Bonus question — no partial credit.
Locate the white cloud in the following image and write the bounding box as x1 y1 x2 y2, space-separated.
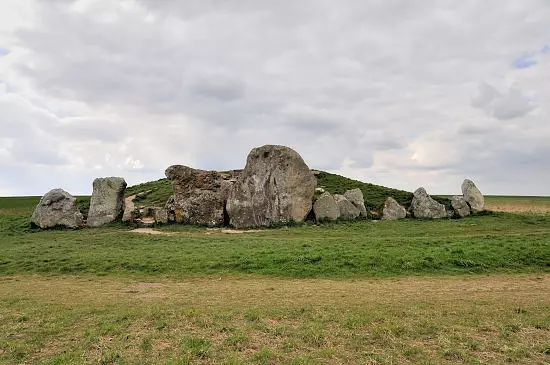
0 0 549 196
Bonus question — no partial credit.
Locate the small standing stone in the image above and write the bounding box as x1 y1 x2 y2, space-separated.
87 177 127 227
344 188 367 217
30 189 84 229
462 179 484 212
411 187 447 219
334 194 360 220
313 192 340 221
381 197 407 220
451 196 471 217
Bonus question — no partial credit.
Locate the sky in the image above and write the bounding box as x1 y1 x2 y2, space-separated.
0 0 549 197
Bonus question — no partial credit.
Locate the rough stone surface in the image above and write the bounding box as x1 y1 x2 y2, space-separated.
313 192 339 221
87 177 127 227
451 195 471 217
153 207 169 224
226 145 316 228
410 187 447 219
462 179 484 212
334 194 361 220
165 165 236 226
30 189 84 229
381 197 407 220
122 195 140 223
344 188 367 217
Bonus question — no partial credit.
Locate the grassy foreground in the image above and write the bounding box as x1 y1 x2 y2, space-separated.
1 194 550 364
2 274 550 364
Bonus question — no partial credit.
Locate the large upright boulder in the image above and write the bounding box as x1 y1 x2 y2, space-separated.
334 194 360 220
313 192 339 221
226 145 316 228
344 188 367 217
451 196 471 217
165 165 236 227
410 187 447 219
462 179 484 212
381 197 407 221
87 177 127 227
30 189 84 229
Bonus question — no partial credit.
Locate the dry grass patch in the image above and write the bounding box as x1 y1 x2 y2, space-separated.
1 274 550 364
485 196 550 213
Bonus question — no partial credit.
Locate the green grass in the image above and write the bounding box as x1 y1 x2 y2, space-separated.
0 196 41 211
1 210 549 278
125 178 173 207
1 192 550 364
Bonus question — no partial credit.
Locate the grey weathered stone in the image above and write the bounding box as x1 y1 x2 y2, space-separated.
462 179 484 212
87 177 127 227
164 195 179 223
451 195 471 217
410 187 447 219
381 197 407 221
153 207 169 224
313 192 339 221
344 188 367 217
226 145 316 228
165 165 236 227
334 194 360 220
30 189 84 229
122 195 140 223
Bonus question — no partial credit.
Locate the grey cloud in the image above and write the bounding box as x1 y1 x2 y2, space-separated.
188 74 246 101
1 0 549 195
457 124 500 135
472 82 536 120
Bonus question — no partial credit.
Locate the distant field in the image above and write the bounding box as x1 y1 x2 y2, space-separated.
484 195 550 213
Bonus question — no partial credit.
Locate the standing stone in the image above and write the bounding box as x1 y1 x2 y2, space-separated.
313 192 339 221
334 194 360 220
451 196 471 217
153 207 169 224
30 189 84 229
87 177 127 227
411 187 447 219
226 145 316 228
462 179 484 212
122 195 140 223
165 165 235 226
344 188 367 217
381 197 407 221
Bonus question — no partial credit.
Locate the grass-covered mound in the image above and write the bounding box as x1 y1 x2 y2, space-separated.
124 170 453 211
125 178 173 207
315 171 451 211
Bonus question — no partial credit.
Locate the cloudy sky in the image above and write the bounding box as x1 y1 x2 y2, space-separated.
1 0 549 196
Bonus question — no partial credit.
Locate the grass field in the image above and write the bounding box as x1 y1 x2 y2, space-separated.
484 196 550 214
1 189 549 364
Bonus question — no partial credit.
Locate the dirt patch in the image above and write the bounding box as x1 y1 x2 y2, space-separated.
130 227 265 235
207 228 265 234
124 195 136 206
129 228 175 235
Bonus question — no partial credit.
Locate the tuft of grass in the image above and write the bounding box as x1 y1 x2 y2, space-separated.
182 336 211 359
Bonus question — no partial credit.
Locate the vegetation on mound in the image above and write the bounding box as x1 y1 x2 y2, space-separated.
315 171 451 210
122 170 453 212
125 178 172 207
